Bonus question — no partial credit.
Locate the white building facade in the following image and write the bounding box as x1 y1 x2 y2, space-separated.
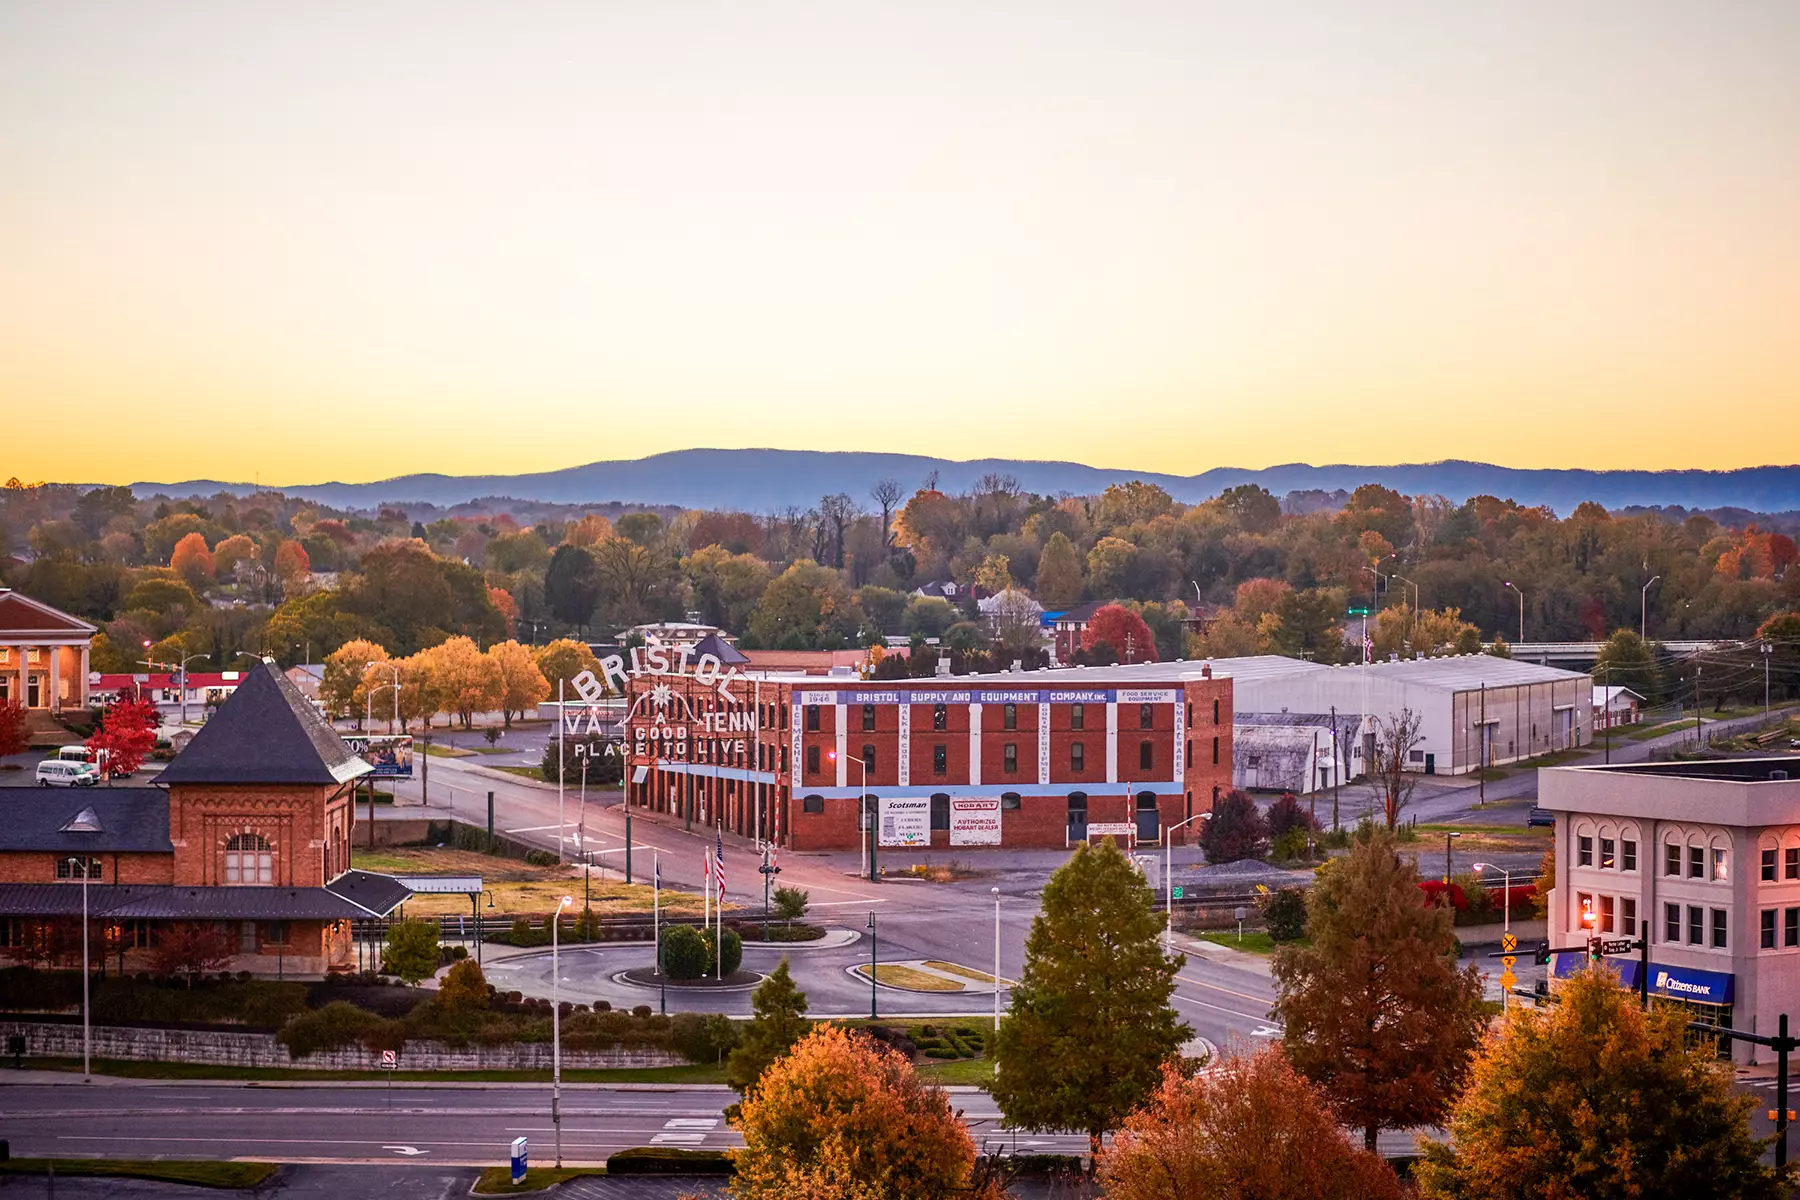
1540 757 1800 1063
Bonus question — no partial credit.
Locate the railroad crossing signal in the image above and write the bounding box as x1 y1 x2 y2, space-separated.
1501 932 1518 953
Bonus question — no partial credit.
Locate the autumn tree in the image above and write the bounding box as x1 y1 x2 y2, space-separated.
1198 789 1270 863
534 638 601 699
86 692 160 776
1368 707 1423 829
273 540 311 591
0 698 27 757
747 561 859 649
1416 969 1780 1200
417 635 503 729
152 922 234 984
485 640 548 729
1035 531 1084 608
212 533 259 576
726 958 811 1095
390 652 445 732
543 543 602 634
730 1025 990 1200
992 839 1190 1162
1100 1050 1405 1200
1272 826 1485 1151
1080 603 1158 664
682 545 771 632
169 531 215 589
322 639 388 722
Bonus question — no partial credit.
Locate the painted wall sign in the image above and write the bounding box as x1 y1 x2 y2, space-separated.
879 797 931 847
571 643 745 701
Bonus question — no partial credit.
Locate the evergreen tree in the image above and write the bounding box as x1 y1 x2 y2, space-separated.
727 958 812 1094
1272 827 1484 1151
1594 627 1664 705
992 840 1190 1162
1416 969 1780 1200
1035 532 1085 609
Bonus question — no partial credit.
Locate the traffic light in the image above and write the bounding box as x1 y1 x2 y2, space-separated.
1533 940 1551 966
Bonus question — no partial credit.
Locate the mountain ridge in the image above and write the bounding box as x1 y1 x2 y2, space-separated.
123 450 1800 516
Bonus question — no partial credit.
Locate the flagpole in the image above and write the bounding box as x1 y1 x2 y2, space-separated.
716 826 724 981
557 678 566 865
652 851 660 975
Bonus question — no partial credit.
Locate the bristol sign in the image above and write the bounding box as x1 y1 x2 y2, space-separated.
569 644 745 703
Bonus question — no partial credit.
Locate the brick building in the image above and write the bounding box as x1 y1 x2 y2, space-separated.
0 662 407 976
620 663 1234 852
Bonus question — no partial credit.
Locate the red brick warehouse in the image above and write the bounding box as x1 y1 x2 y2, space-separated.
621 664 1234 852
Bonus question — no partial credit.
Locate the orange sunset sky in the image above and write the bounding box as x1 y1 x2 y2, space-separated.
2 2 1797 486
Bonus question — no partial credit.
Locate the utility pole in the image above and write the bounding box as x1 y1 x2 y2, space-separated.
1765 642 1773 718
1478 684 1487 805
1329 705 1340 829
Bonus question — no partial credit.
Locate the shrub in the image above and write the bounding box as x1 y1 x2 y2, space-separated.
278 1001 393 1059
524 849 560 867
382 919 441 985
1264 887 1309 942
1452 872 1499 923
660 925 708 981
1416 880 1469 912
438 960 489 1013
702 926 743 977
1199 790 1270 863
1266 792 1320 839
1271 828 1311 862
772 886 809 921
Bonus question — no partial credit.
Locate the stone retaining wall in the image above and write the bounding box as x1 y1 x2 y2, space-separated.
0 1020 685 1072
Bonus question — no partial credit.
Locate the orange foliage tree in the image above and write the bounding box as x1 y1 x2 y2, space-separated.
1081 603 1158 663
169 531 215 589
729 1025 994 1200
486 639 548 729
487 586 519 638
416 636 502 730
274 540 311 589
1100 1049 1405 1200
0 698 27 757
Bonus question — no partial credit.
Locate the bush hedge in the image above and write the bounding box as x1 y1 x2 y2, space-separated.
659 925 708 981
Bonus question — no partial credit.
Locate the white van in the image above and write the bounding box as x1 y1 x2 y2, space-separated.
36 760 99 787
57 745 93 764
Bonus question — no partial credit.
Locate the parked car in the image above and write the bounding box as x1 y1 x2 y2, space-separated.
1526 806 1555 828
36 760 99 787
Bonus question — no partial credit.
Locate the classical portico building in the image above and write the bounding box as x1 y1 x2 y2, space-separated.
0 589 95 715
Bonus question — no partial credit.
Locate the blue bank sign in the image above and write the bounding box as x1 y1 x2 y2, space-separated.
1552 954 1734 1005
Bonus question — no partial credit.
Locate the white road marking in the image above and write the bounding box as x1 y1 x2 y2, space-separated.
384 1145 429 1156
663 1118 719 1130
808 899 891 908
650 1133 707 1144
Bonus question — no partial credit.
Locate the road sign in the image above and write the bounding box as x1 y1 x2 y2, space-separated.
1600 939 1638 955
1172 885 1183 900
1500 955 1516 969
380 1049 397 1070
1500 971 1517 989
511 1136 528 1185
1501 932 1517 953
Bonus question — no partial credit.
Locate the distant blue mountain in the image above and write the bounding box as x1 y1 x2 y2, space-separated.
128 451 1800 516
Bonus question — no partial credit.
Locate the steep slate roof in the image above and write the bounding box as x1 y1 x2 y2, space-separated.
0 883 399 920
326 869 414 916
690 632 749 666
158 662 371 786
0 788 172 853
0 589 97 636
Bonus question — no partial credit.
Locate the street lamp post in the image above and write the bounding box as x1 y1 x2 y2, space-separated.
364 661 401 733
1444 830 1462 885
1503 581 1524 643
990 887 1001 1035
551 894 572 1167
1163 813 1210 952
1641 576 1660 641
1473 861 1510 1012
366 682 397 731
829 750 874 883
81 857 90 1081
1393 574 1420 648
867 911 878 1020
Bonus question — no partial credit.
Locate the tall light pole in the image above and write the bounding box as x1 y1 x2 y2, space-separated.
1765 642 1773 717
557 679 566 864
366 682 397 730
551 894 572 1167
1503 581 1524 643
1473 861 1510 1012
829 750 873 882
1392 574 1420 649
990 887 1001 1036
1163 813 1209 952
80 856 91 1081
867 911 878 1020
1640 576 1660 641
365 661 401 733
1444 830 1462 885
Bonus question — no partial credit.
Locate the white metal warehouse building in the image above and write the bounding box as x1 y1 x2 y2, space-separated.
1213 653 1594 782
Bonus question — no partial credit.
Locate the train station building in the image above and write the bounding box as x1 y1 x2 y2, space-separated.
618 661 1236 852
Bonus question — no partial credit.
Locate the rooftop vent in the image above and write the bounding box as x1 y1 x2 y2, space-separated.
1772 770 1790 781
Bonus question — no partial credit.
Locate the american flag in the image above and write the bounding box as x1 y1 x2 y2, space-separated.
713 832 727 895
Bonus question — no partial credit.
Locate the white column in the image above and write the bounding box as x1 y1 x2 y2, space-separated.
1037 702 1050 786
1105 701 1119 783
968 703 982 787
78 644 89 708
834 703 847 787
49 645 63 712
897 702 911 787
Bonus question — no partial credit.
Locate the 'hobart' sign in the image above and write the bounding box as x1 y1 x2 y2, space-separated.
570 644 745 703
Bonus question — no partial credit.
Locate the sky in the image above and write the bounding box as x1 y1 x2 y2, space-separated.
3 2 1798 487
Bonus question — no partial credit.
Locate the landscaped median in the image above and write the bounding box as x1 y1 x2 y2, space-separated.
0 1159 276 1189
471 1147 732 1194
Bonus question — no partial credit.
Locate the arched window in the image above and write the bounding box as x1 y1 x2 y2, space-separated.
225 832 272 885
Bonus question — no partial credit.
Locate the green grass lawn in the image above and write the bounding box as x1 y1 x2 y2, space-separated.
473 1166 608 1193
1625 719 1697 741
0 1160 277 1188
493 766 549 780
916 1056 998 1086
1198 930 1280 955
21 1056 729 1085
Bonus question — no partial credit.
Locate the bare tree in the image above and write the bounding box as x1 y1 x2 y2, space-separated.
1368 708 1424 830
818 493 858 568
870 479 902 552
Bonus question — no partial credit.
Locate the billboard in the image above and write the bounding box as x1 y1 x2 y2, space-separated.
345 734 414 778
949 797 1001 846
879 797 930 848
